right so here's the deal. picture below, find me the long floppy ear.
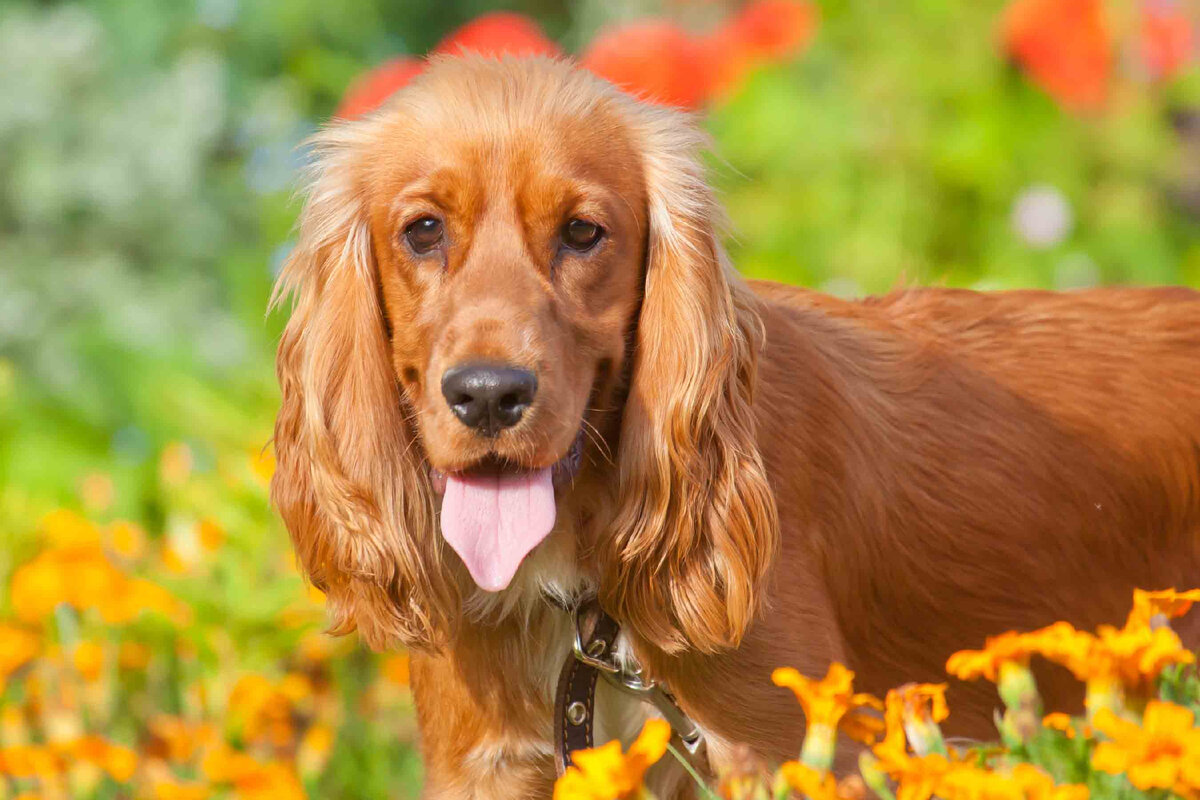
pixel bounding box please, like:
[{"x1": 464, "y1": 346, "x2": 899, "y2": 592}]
[
  {"x1": 270, "y1": 121, "x2": 456, "y2": 651},
  {"x1": 600, "y1": 104, "x2": 780, "y2": 655}
]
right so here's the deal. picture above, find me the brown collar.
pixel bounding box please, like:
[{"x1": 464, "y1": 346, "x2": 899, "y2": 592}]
[{"x1": 552, "y1": 598, "x2": 706, "y2": 775}]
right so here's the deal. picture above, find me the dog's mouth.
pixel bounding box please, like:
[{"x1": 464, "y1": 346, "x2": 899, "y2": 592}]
[{"x1": 429, "y1": 430, "x2": 585, "y2": 593}]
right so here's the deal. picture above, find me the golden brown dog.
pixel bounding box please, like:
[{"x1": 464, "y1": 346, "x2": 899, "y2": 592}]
[{"x1": 271, "y1": 56, "x2": 1200, "y2": 797}]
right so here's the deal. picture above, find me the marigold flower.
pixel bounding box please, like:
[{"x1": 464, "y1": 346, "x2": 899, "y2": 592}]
[
  {"x1": 780, "y1": 760, "x2": 841, "y2": 799},
  {"x1": 896, "y1": 683, "x2": 949, "y2": 756},
  {"x1": 1091, "y1": 701, "x2": 1200, "y2": 794},
  {"x1": 72, "y1": 640, "x2": 104, "y2": 682},
  {"x1": 1042, "y1": 712, "x2": 1091, "y2": 740},
  {"x1": 772, "y1": 662, "x2": 888, "y2": 762},
  {"x1": 936, "y1": 762, "x2": 1088, "y2": 800},
  {"x1": 946, "y1": 630, "x2": 1048, "y2": 682},
  {"x1": 1127, "y1": 588, "x2": 1200, "y2": 628},
  {"x1": 197, "y1": 518, "x2": 225, "y2": 552},
  {"x1": 0, "y1": 625, "x2": 39, "y2": 687},
  {"x1": 553, "y1": 718, "x2": 671, "y2": 800},
  {"x1": 107, "y1": 521, "x2": 146, "y2": 560},
  {"x1": 382, "y1": 654, "x2": 410, "y2": 687},
  {"x1": 153, "y1": 781, "x2": 211, "y2": 800},
  {"x1": 871, "y1": 689, "x2": 954, "y2": 800}
]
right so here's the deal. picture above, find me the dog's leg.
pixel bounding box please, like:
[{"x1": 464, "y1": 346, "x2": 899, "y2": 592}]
[{"x1": 411, "y1": 649, "x2": 557, "y2": 799}]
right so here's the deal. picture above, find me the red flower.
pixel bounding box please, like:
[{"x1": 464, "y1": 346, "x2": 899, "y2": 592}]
[
  {"x1": 704, "y1": 0, "x2": 818, "y2": 96},
  {"x1": 1002, "y1": 0, "x2": 1112, "y2": 111},
  {"x1": 433, "y1": 12, "x2": 561, "y2": 59},
  {"x1": 1140, "y1": 0, "x2": 1195, "y2": 81},
  {"x1": 582, "y1": 20, "x2": 713, "y2": 110},
  {"x1": 334, "y1": 57, "x2": 424, "y2": 120}
]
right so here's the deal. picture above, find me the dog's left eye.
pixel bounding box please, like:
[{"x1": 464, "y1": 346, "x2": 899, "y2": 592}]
[
  {"x1": 561, "y1": 219, "x2": 603, "y2": 252},
  {"x1": 404, "y1": 216, "x2": 444, "y2": 254}
]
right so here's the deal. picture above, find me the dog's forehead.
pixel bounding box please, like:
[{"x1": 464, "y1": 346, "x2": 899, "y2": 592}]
[{"x1": 365, "y1": 59, "x2": 640, "y2": 197}]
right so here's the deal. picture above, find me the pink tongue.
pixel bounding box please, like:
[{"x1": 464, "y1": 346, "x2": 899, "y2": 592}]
[{"x1": 440, "y1": 468, "x2": 556, "y2": 592}]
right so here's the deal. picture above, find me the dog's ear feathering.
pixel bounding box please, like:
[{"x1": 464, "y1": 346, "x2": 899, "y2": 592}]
[
  {"x1": 270, "y1": 120, "x2": 456, "y2": 651},
  {"x1": 598, "y1": 103, "x2": 780, "y2": 655}
]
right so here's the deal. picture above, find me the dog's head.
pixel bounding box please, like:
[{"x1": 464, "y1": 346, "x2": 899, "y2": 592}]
[{"x1": 272, "y1": 57, "x2": 778, "y2": 654}]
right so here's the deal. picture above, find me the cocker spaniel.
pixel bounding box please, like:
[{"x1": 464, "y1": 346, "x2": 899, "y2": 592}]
[{"x1": 271, "y1": 56, "x2": 1200, "y2": 797}]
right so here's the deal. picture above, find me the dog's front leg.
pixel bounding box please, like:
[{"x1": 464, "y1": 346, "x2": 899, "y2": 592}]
[{"x1": 410, "y1": 649, "x2": 557, "y2": 799}]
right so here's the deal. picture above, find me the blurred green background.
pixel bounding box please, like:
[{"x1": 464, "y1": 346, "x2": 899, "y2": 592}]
[{"x1": 0, "y1": 0, "x2": 1197, "y2": 797}]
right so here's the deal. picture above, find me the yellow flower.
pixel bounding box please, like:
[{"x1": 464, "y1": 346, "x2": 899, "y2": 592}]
[
  {"x1": 772, "y1": 663, "x2": 883, "y2": 768},
  {"x1": 1042, "y1": 713, "x2": 1091, "y2": 740},
  {"x1": 870, "y1": 689, "x2": 952, "y2": 800},
  {"x1": 72, "y1": 640, "x2": 104, "y2": 682},
  {"x1": 0, "y1": 625, "x2": 39, "y2": 687},
  {"x1": 936, "y1": 762, "x2": 1088, "y2": 800},
  {"x1": 153, "y1": 781, "x2": 211, "y2": 800},
  {"x1": 249, "y1": 448, "x2": 276, "y2": 484},
  {"x1": 197, "y1": 518, "x2": 226, "y2": 552},
  {"x1": 230, "y1": 761, "x2": 306, "y2": 800},
  {"x1": 66, "y1": 736, "x2": 138, "y2": 782},
  {"x1": 118, "y1": 641, "x2": 152, "y2": 671},
  {"x1": 41, "y1": 509, "x2": 100, "y2": 549},
  {"x1": 946, "y1": 629, "x2": 1052, "y2": 683},
  {"x1": 1127, "y1": 588, "x2": 1200, "y2": 628},
  {"x1": 553, "y1": 718, "x2": 671, "y2": 800},
  {"x1": 780, "y1": 761, "x2": 841, "y2": 799},
  {"x1": 297, "y1": 723, "x2": 334, "y2": 777},
  {"x1": 108, "y1": 521, "x2": 146, "y2": 560},
  {"x1": 1092, "y1": 701, "x2": 1200, "y2": 794},
  {"x1": 382, "y1": 653, "x2": 410, "y2": 687}
]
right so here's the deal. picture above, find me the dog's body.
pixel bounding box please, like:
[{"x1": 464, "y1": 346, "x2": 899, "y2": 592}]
[{"x1": 270, "y1": 57, "x2": 1200, "y2": 797}]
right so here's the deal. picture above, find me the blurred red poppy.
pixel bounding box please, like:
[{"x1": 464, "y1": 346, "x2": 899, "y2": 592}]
[
  {"x1": 1002, "y1": 0, "x2": 1112, "y2": 111},
  {"x1": 704, "y1": 0, "x2": 818, "y2": 96},
  {"x1": 334, "y1": 57, "x2": 424, "y2": 120},
  {"x1": 582, "y1": 20, "x2": 713, "y2": 110},
  {"x1": 1140, "y1": 0, "x2": 1195, "y2": 81},
  {"x1": 433, "y1": 12, "x2": 561, "y2": 58}
]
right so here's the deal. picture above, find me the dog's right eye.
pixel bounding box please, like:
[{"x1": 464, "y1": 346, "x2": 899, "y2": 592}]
[{"x1": 404, "y1": 217, "x2": 444, "y2": 254}]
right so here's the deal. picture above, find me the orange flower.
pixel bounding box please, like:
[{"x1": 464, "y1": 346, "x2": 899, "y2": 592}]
[
  {"x1": 382, "y1": 653, "x2": 410, "y2": 687},
  {"x1": 1001, "y1": 0, "x2": 1111, "y2": 111},
  {"x1": 553, "y1": 718, "x2": 671, "y2": 800},
  {"x1": 946, "y1": 629, "x2": 1049, "y2": 682},
  {"x1": 704, "y1": 0, "x2": 818, "y2": 96},
  {"x1": 871, "y1": 689, "x2": 953, "y2": 800},
  {"x1": 72, "y1": 640, "x2": 104, "y2": 682},
  {"x1": 108, "y1": 521, "x2": 146, "y2": 559},
  {"x1": 197, "y1": 518, "x2": 226, "y2": 552},
  {"x1": 334, "y1": 57, "x2": 424, "y2": 121},
  {"x1": 432, "y1": 12, "x2": 561, "y2": 59},
  {"x1": 772, "y1": 663, "x2": 883, "y2": 733},
  {"x1": 1043, "y1": 712, "x2": 1091, "y2": 740},
  {"x1": 0, "y1": 625, "x2": 39, "y2": 688},
  {"x1": 936, "y1": 762, "x2": 1089, "y2": 800},
  {"x1": 780, "y1": 760, "x2": 841, "y2": 799},
  {"x1": 1092, "y1": 701, "x2": 1200, "y2": 794},
  {"x1": 582, "y1": 21, "x2": 714, "y2": 110},
  {"x1": 1127, "y1": 588, "x2": 1200, "y2": 628},
  {"x1": 773, "y1": 663, "x2": 883, "y2": 768},
  {"x1": 1140, "y1": 1, "x2": 1195, "y2": 81}
]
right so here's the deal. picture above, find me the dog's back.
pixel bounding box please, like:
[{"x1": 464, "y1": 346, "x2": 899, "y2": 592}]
[{"x1": 751, "y1": 283, "x2": 1200, "y2": 733}]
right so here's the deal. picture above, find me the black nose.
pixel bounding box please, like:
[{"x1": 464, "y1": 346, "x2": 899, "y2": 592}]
[{"x1": 441, "y1": 363, "x2": 538, "y2": 435}]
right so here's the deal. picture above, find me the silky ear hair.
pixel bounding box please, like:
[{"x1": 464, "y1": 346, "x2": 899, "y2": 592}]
[
  {"x1": 270, "y1": 119, "x2": 457, "y2": 651},
  {"x1": 598, "y1": 101, "x2": 780, "y2": 655}
]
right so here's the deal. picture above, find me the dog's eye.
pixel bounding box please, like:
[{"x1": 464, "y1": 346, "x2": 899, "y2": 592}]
[
  {"x1": 404, "y1": 216, "x2": 444, "y2": 254},
  {"x1": 561, "y1": 219, "x2": 603, "y2": 252}
]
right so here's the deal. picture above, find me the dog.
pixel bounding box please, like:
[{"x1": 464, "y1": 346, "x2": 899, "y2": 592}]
[{"x1": 270, "y1": 55, "x2": 1200, "y2": 797}]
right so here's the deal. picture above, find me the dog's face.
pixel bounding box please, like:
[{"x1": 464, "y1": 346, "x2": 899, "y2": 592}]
[
  {"x1": 368, "y1": 86, "x2": 646, "y2": 475},
  {"x1": 363, "y1": 67, "x2": 649, "y2": 591},
  {"x1": 272, "y1": 57, "x2": 777, "y2": 653}
]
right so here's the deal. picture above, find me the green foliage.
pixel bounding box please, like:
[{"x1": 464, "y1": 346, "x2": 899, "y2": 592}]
[{"x1": 0, "y1": 1, "x2": 1197, "y2": 797}]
